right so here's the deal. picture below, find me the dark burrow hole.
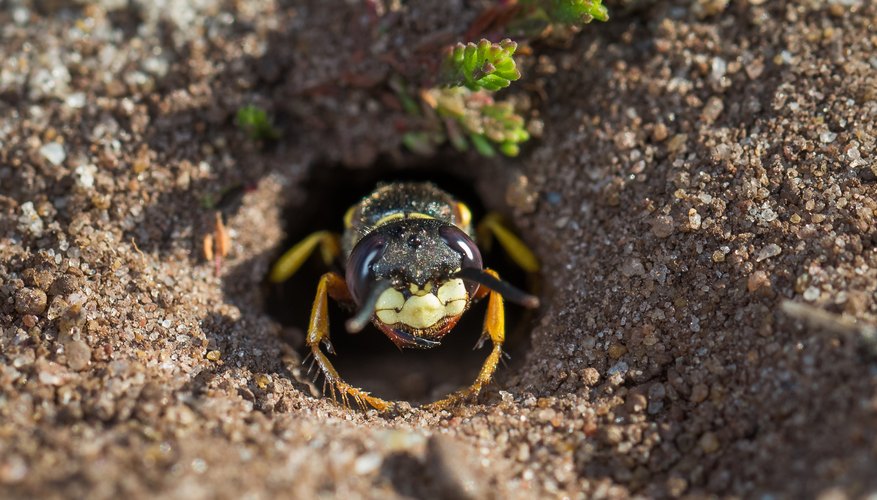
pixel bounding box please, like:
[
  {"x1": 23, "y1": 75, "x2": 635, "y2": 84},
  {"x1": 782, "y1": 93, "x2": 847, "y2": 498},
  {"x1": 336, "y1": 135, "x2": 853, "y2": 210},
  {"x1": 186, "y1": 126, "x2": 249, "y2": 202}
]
[{"x1": 265, "y1": 156, "x2": 539, "y2": 404}]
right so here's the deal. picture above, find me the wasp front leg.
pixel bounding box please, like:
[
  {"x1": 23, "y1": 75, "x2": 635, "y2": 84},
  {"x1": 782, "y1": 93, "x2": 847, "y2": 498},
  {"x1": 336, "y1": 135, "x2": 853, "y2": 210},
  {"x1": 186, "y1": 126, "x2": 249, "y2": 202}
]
[
  {"x1": 269, "y1": 230, "x2": 341, "y2": 283},
  {"x1": 426, "y1": 269, "x2": 506, "y2": 410},
  {"x1": 306, "y1": 272, "x2": 392, "y2": 412}
]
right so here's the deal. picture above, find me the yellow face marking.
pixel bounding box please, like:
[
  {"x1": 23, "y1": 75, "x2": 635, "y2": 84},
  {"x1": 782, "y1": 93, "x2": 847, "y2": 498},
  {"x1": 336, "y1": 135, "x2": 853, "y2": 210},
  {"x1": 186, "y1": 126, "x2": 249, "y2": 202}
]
[
  {"x1": 373, "y1": 212, "x2": 435, "y2": 228},
  {"x1": 375, "y1": 279, "x2": 468, "y2": 329}
]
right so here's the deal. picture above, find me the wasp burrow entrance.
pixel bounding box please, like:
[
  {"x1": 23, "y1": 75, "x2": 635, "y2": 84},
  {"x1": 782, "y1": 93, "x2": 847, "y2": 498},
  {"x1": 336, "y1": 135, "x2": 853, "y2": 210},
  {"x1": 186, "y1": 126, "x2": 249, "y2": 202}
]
[{"x1": 265, "y1": 158, "x2": 540, "y2": 405}]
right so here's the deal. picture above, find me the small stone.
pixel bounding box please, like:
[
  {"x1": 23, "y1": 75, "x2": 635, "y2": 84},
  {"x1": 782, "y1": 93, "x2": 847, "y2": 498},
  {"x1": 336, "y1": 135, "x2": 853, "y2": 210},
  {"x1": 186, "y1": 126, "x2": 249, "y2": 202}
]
[
  {"x1": 353, "y1": 452, "x2": 382, "y2": 475},
  {"x1": 666, "y1": 475, "x2": 688, "y2": 496},
  {"x1": 647, "y1": 383, "x2": 666, "y2": 414},
  {"x1": 621, "y1": 258, "x2": 645, "y2": 277},
  {"x1": 206, "y1": 350, "x2": 221, "y2": 361},
  {"x1": 581, "y1": 367, "x2": 600, "y2": 386},
  {"x1": 690, "y1": 383, "x2": 709, "y2": 403},
  {"x1": 607, "y1": 361, "x2": 629, "y2": 377},
  {"x1": 608, "y1": 344, "x2": 628, "y2": 359},
  {"x1": 600, "y1": 425, "x2": 624, "y2": 445},
  {"x1": 688, "y1": 208, "x2": 701, "y2": 230},
  {"x1": 745, "y1": 59, "x2": 765, "y2": 80},
  {"x1": 756, "y1": 243, "x2": 782, "y2": 262},
  {"x1": 652, "y1": 123, "x2": 669, "y2": 142},
  {"x1": 700, "y1": 96, "x2": 724, "y2": 123},
  {"x1": 49, "y1": 275, "x2": 81, "y2": 296},
  {"x1": 22, "y1": 315, "x2": 38, "y2": 328},
  {"x1": 39, "y1": 142, "x2": 66, "y2": 166},
  {"x1": 74, "y1": 164, "x2": 98, "y2": 189},
  {"x1": 747, "y1": 271, "x2": 770, "y2": 293},
  {"x1": 651, "y1": 216, "x2": 675, "y2": 238},
  {"x1": 15, "y1": 288, "x2": 48, "y2": 316},
  {"x1": 667, "y1": 134, "x2": 688, "y2": 154},
  {"x1": 627, "y1": 393, "x2": 647, "y2": 413},
  {"x1": 803, "y1": 286, "x2": 821, "y2": 301},
  {"x1": 614, "y1": 130, "x2": 637, "y2": 150},
  {"x1": 693, "y1": 0, "x2": 729, "y2": 18},
  {"x1": 699, "y1": 432, "x2": 720, "y2": 454},
  {"x1": 18, "y1": 202, "x2": 45, "y2": 237},
  {"x1": 65, "y1": 92, "x2": 86, "y2": 108},
  {"x1": 65, "y1": 340, "x2": 92, "y2": 371},
  {"x1": 819, "y1": 131, "x2": 837, "y2": 144}
]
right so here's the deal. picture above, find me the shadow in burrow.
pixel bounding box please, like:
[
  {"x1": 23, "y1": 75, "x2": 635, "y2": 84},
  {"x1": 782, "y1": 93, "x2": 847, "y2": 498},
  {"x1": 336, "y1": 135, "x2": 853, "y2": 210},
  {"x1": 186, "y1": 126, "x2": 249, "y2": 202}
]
[{"x1": 225, "y1": 158, "x2": 543, "y2": 407}]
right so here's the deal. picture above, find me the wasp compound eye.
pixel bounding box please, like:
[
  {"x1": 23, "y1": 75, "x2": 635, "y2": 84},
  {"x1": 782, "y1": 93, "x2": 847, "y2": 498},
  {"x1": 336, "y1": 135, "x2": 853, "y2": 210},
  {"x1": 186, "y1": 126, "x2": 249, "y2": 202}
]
[
  {"x1": 439, "y1": 225, "x2": 483, "y2": 270},
  {"x1": 439, "y1": 225, "x2": 483, "y2": 297},
  {"x1": 346, "y1": 233, "x2": 387, "y2": 305}
]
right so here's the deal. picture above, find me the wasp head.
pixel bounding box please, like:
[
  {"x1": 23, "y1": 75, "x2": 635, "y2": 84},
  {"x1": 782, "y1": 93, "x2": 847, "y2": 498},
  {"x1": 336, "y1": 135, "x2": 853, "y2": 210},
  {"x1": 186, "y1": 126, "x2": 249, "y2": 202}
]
[{"x1": 344, "y1": 218, "x2": 482, "y2": 348}]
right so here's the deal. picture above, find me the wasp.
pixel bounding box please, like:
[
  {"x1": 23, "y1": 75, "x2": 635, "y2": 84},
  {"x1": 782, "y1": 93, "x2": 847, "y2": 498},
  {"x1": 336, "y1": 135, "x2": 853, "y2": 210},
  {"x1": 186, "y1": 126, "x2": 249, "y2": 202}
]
[{"x1": 269, "y1": 182, "x2": 540, "y2": 411}]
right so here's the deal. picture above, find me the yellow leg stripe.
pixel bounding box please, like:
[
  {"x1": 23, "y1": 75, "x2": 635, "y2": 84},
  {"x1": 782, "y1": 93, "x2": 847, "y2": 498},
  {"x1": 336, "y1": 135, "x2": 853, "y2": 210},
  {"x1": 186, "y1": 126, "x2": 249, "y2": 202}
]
[
  {"x1": 478, "y1": 213, "x2": 540, "y2": 273},
  {"x1": 269, "y1": 231, "x2": 340, "y2": 283},
  {"x1": 306, "y1": 272, "x2": 392, "y2": 412},
  {"x1": 425, "y1": 269, "x2": 506, "y2": 411}
]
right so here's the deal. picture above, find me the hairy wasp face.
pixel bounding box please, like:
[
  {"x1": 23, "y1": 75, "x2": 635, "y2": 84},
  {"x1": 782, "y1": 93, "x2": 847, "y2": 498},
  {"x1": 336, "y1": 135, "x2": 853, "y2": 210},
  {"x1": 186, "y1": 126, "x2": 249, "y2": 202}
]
[{"x1": 345, "y1": 218, "x2": 482, "y2": 348}]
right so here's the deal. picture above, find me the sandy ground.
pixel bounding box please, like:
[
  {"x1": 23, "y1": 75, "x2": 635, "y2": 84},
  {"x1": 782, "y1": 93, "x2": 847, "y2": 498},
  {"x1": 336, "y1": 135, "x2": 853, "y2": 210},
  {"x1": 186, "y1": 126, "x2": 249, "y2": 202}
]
[{"x1": 1, "y1": 0, "x2": 876, "y2": 498}]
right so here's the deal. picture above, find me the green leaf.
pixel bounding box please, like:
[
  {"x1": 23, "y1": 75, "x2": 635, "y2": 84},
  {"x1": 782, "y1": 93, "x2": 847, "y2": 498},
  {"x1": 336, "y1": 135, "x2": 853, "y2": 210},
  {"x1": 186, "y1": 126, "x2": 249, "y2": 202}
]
[
  {"x1": 547, "y1": 0, "x2": 609, "y2": 24},
  {"x1": 441, "y1": 38, "x2": 521, "y2": 91},
  {"x1": 236, "y1": 105, "x2": 280, "y2": 141},
  {"x1": 469, "y1": 133, "x2": 496, "y2": 157},
  {"x1": 421, "y1": 88, "x2": 530, "y2": 158}
]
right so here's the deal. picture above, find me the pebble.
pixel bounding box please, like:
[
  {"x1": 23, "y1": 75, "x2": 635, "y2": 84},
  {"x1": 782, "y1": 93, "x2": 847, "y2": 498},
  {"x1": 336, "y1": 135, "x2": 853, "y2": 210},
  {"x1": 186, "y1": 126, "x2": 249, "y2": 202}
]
[
  {"x1": 688, "y1": 209, "x2": 701, "y2": 230},
  {"x1": 352, "y1": 452, "x2": 382, "y2": 475},
  {"x1": 652, "y1": 123, "x2": 668, "y2": 142},
  {"x1": 755, "y1": 243, "x2": 782, "y2": 262},
  {"x1": 690, "y1": 384, "x2": 709, "y2": 403},
  {"x1": 700, "y1": 96, "x2": 724, "y2": 123},
  {"x1": 65, "y1": 340, "x2": 92, "y2": 371},
  {"x1": 581, "y1": 367, "x2": 600, "y2": 386},
  {"x1": 747, "y1": 271, "x2": 770, "y2": 293},
  {"x1": 15, "y1": 288, "x2": 48, "y2": 316},
  {"x1": 621, "y1": 258, "x2": 645, "y2": 277},
  {"x1": 819, "y1": 131, "x2": 837, "y2": 144},
  {"x1": 699, "y1": 432, "x2": 720, "y2": 454},
  {"x1": 39, "y1": 142, "x2": 66, "y2": 166},
  {"x1": 74, "y1": 164, "x2": 98, "y2": 189},
  {"x1": 651, "y1": 216, "x2": 675, "y2": 238},
  {"x1": 803, "y1": 286, "x2": 821, "y2": 301},
  {"x1": 17, "y1": 202, "x2": 45, "y2": 237}
]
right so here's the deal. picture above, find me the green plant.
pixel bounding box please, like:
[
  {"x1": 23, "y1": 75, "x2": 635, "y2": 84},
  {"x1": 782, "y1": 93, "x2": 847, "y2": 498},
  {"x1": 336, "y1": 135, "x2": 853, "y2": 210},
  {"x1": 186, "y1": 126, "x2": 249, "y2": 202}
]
[
  {"x1": 400, "y1": 1, "x2": 608, "y2": 158},
  {"x1": 423, "y1": 87, "x2": 529, "y2": 157},
  {"x1": 526, "y1": 0, "x2": 609, "y2": 25},
  {"x1": 235, "y1": 105, "x2": 280, "y2": 141},
  {"x1": 440, "y1": 39, "x2": 521, "y2": 91}
]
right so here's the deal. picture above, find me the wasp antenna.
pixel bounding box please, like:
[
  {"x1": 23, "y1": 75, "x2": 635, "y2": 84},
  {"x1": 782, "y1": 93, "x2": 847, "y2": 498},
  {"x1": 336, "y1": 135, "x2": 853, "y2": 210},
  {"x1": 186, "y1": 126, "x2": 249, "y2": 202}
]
[
  {"x1": 455, "y1": 268, "x2": 540, "y2": 308},
  {"x1": 346, "y1": 280, "x2": 392, "y2": 333}
]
